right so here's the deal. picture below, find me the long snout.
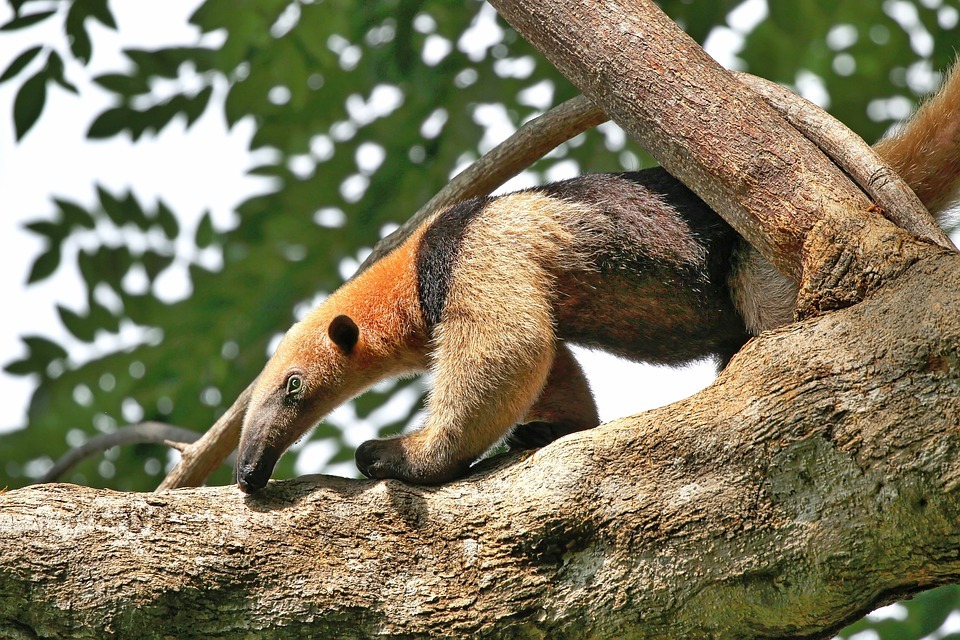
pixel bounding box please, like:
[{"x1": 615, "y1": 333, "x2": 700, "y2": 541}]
[
  {"x1": 235, "y1": 450, "x2": 279, "y2": 493},
  {"x1": 235, "y1": 420, "x2": 282, "y2": 494}
]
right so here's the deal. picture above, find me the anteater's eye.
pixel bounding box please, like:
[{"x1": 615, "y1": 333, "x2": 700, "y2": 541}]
[{"x1": 285, "y1": 374, "x2": 303, "y2": 398}]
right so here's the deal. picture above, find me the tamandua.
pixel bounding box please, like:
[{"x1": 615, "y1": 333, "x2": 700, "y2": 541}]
[{"x1": 236, "y1": 66, "x2": 960, "y2": 492}]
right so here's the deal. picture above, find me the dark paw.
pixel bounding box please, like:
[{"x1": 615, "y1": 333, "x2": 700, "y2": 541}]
[
  {"x1": 356, "y1": 438, "x2": 470, "y2": 484},
  {"x1": 506, "y1": 421, "x2": 568, "y2": 450},
  {"x1": 355, "y1": 439, "x2": 398, "y2": 480}
]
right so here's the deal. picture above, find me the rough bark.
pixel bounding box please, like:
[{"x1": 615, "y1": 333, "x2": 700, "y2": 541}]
[{"x1": 2, "y1": 229, "x2": 959, "y2": 639}]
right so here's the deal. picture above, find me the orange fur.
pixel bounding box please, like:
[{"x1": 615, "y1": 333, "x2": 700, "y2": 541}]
[
  {"x1": 876, "y1": 62, "x2": 960, "y2": 216},
  {"x1": 235, "y1": 224, "x2": 432, "y2": 491}
]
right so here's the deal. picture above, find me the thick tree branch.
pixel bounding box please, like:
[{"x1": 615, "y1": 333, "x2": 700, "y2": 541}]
[
  {"x1": 734, "y1": 73, "x2": 957, "y2": 251},
  {"x1": 734, "y1": 72, "x2": 956, "y2": 252},
  {"x1": 488, "y1": 0, "x2": 874, "y2": 280},
  {"x1": 3, "y1": 232, "x2": 959, "y2": 638}
]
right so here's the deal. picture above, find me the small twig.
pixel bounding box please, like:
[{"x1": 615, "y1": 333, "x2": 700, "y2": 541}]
[
  {"x1": 163, "y1": 439, "x2": 192, "y2": 453},
  {"x1": 40, "y1": 421, "x2": 201, "y2": 483},
  {"x1": 156, "y1": 381, "x2": 253, "y2": 491}
]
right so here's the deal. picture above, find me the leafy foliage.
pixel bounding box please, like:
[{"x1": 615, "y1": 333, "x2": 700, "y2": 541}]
[{"x1": 2, "y1": 0, "x2": 959, "y2": 634}]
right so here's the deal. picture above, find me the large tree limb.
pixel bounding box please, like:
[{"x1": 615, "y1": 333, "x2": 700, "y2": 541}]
[
  {"x1": 3, "y1": 228, "x2": 958, "y2": 638},
  {"x1": 733, "y1": 72, "x2": 956, "y2": 252}
]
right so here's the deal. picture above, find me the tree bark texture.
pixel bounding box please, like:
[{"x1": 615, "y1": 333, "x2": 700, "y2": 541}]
[{"x1": 2, "y1": 231, "x2": 959, "y2": 639}]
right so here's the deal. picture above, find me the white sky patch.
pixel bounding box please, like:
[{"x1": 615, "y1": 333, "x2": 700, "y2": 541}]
[
  {"x1": 339, "y1": 174, "x2": 369, "y2": 203},
  {"x1": 288, "y1": 154, "x2": 315, "y2": 179},
  {"x1": 457, "y1": 3, "x2": 504, "y2": 62},
  {"x1": 420, "y1": 108, "x2": 448, "y2": 139},
  {"x1": 826, "y1": 24, "x2": 859, "y2": 50},
  {"x1": 413, "y1": 13, "x2": 437, "y2": 35},
  {"x1": 795, "y1": 70, "x2": 831, "y2": 109},
  {"x1": 422, "y1": 34, "x2": 452, "y2": 66},
  {"x1": 884, "y1": 0, "x2": 934, "y2": 56},
  {"x1": 314, "y1": 207, "x2": 346, "y2": 228},
  {"x1": 344, "y1": 84, "x2": 404, "y2": 127},
  {"x1": 598, "y1": 121, "x2": 627, "y2": 152},
  {"x1": 356, "y1": 142, "x2": 386, "y2": 175},
  {"x1": 310, "y1": 134, "x2": 335, "y2": 161},
  {"x1": 704, "y1": 0, "x2": 768, "y2": 70},
  {"x1": 728, "y1": 0, "x2": 769, "y2": 32},
  {"x1": 544, "y1": 160, "x2": 580, "y2": 183},
  {"x1": 472, "y1": 103, "x2": 516, "y2": 154},
  {"x1": 493, "y1": 55, "x2": 535, "y2": 79},
  {"x1": 939, "y1": 5, "x2": 959, "y2": 29},
  {"x1": 0, "y1": 1, "x2": 269, "y2": 429},
  {"x1": 518, "y1": 79, "x2": 553, "y2": 110}
]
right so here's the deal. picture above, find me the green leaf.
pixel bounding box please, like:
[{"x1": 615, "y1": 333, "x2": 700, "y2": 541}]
[
  {"x1": 46, "y1": 51, "x2": 78, "y2": 94},
  {"x1": 87, "y1": 107, "x2": 130, "y2": 139},
  {"x1": 96, "y1": 185, "x2": 126, "y2": 225},
  {"x1": 66, "y1": 2, "x2": 93, "y2": 64},
  {"x1": 0, "y1": 45, "x2": 43, "y2": 83},
  {"x1": 0, "y1": 10, "x2": 55, "y2": 31},
  {"x1": 195, "y1": 212, "x2": 216, "y2": 248},
  {"x1": 87, "y1": 0, "x2": 117, "y2": 30},
  {"x1": 93, "y1": 73, "x2": 148, "y2": 96},
  {"x1": 141, "y1": 251, "x2": 175, "y2": 281},
  {"x1": 54, "y1": 198, "x2": 97, "y2": 230},
  {"x1": 24, "y1": 336, "x2": 68, "y2": 364},
  {"x1": 58, "y1": 305, "x2": 97, "y2": 343},
  {"x1": 3, "y1": 358, "x2": 38, "y2": 376},
  {"x1": 184, "y1": 86, "x2": 213, "y2": 126},
  {"x1": 13, "y1": 69, "x2": 47, "y2": 140},
  {"x1": 119, "y1": 191, "x2": 150, "y2": 230},
  {"x1": 88, "y1": 296, "x2": 119, "y2": 334},
  {"x1": 155, "y1": 200, "x2": 180, "y2": 240},
  {"x1": 26, "y1": 246, "x2": 61, "y2": 284},
  {"x1": 23, "y1": 219, "x2": 62, "y2": 240}
]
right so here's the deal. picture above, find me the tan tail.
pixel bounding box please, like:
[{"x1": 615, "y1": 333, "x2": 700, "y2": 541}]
[{"x1": 876, "y1": 63, "x2": 960, "y2": 218}]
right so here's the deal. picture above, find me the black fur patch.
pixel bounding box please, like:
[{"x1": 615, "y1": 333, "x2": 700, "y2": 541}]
[{"x1": 416, "y1": 197, "x2": 489, "y2": 327}]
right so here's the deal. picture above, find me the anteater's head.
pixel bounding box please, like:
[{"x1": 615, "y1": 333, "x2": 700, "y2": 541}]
[{"x1": 235, "y1": 312, "x2": 361, "y2": 494}]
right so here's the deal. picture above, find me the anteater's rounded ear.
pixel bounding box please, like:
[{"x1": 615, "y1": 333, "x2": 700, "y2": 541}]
[{"x1": 328, "y1": 315, "x2": 359, "y2": 354}]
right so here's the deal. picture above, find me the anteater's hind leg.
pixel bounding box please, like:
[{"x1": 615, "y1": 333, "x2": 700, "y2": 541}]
[{"x1": 507, "y1": 342, "x2": 600, "y2": 450}]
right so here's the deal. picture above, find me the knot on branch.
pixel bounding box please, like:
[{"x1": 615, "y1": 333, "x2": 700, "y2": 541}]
[{"x1": 796, "y1": 209, "x2": 935, "y2": 320}]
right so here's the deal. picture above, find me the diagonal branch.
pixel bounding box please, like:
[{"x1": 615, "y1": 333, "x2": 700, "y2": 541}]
[
  {"x1": 356, "y1": 94, "x2": 608, "y2": 274},
  {"x1": 734, "y1": 72, "x2": 956, "y2": 252},
  {"x1": 488, "y1": 0, "x2": 871, "y2": 280}
]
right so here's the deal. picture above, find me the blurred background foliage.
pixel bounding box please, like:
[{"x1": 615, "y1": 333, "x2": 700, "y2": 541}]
[{"x1": 1, "y1": 1, "x2": 959, "y2": 636}]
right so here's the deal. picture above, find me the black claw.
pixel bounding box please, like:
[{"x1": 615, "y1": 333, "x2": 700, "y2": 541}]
[{"x1": 506, "y1": 421, "x2": 565, "y2": 450}]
